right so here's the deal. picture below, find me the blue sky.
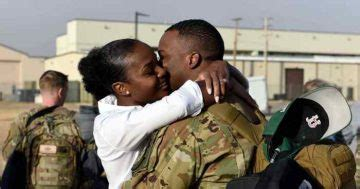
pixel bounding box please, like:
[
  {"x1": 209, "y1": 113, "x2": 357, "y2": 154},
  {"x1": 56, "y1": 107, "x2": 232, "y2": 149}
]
[{"x1": 1, "y1": 0, "x2": 359, "y2": 57}]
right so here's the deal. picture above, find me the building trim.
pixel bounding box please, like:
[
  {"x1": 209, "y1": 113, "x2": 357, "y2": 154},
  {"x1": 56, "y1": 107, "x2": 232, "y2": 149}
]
[
  {"x1": 46, "y1": 51, "x2": 86, "y2": 60},
  {"x1": 70, "y1": 18, "x2": 360, "y2": 36},
  {"x1": 0, "y1": 42, "x2": 47, "y2": 59},
  {"x1": 0, "y1": 59, "x2": 20, "y2": 63},
  {"x1": 0, "y1": 43, "x2": 30, "y2": 57},
  {"x1": 224, "y1": 55, "x2": 360, "y2": 64}
]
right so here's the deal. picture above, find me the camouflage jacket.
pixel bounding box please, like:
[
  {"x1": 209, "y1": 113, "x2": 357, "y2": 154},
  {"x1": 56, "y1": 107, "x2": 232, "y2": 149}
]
[
  {"x1": 123, "y1": 103, "x2": 266, "y2": 189},
  {"x1": 2, "y1": 105, "x2": 45, "y2": 160}
]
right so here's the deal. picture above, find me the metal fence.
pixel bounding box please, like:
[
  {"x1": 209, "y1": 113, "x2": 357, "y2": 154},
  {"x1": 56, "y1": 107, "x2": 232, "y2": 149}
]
[{"x1": 0, "y1": 81, "x2": 94, "y2": 103}]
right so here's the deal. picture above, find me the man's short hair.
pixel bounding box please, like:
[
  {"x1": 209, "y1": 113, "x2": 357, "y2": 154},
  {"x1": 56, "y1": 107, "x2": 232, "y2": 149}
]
[
  {"x1": 166, "y1": 19, "x2": 225, "y2": 60},
  {"x1": 39, "y1": 70, "x2": 68, "y2": 91}
]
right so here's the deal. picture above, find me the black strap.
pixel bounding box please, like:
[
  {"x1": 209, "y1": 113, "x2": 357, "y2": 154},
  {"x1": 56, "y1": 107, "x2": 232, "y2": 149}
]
[
  {"x1": 12, "y1": 105, "x2": 60, "y2": 187},
  {"x1": 246, "y1": 147, "x2": 257, "y2": 175},
  {"x1": 25, "y1": 105, "x2": 59, "y2": 128}
]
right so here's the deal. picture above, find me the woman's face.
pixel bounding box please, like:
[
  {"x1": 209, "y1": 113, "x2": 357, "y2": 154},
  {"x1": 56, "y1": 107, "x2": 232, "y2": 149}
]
[{"x1": 124, "y1": 42, "x2": 170, "y2": 106}]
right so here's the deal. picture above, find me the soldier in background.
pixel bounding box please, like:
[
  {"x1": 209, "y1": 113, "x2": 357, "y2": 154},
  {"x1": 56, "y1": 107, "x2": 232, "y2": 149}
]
[
  {"x1": 304, "y1": 79, "x2": 360, "y2": 187},
  {"x1": 1, "y1": 70, "x2": 83, "y2": 188},
  {"x1": 304, "y1": 79, "x2": 357, "y2": 154},
  {"x1": 75, "y1": 105, "x2": 98, "y2": 143},
  {"x1": 2, "y1": 70, "x2": 76, "y2": 159},
  {"x1": 75, "y1": 104, "x2": 109, "y2": 189}
]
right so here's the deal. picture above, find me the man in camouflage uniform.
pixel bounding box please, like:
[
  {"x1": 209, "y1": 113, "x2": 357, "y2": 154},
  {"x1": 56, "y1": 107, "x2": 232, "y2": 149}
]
[
  {"x1": 2, "y1": 70, "x2": 73, "y2": 160},
  {"x1": 124, "y1": 19, "x2": 356, "y2": 189},
  {"x1": 2, "y1": 70, "x2": 84, "y2": 188},
  {"x1": 123, "y1": 19, "x2": 265, "y2": 188}
]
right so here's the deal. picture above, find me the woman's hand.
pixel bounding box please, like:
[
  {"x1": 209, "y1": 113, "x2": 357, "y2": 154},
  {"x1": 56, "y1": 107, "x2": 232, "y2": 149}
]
[
  {"x1": 196, "y1": 60, "x2": 228, "y2": 103},
  {"x1": 227, "y1": 64, "x2": 258, "y2": 108},
  {"x1": 196, "y1": 61, "x2": 258, "y2": 108}
]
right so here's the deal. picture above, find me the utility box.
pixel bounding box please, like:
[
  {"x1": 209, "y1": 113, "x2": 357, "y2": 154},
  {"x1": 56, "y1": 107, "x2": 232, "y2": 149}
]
[
  {"x1": 18, "y1": 89, "x2": 38, "y2": 102},
  {"x1": 248, "y1": 76, "x2": 268, "y2": 113}
]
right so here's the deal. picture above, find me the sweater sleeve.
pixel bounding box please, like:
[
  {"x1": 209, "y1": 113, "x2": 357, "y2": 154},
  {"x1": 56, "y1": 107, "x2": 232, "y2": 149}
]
[{"x1": 96, "y1": 80, "x2": 203, "y2": 151}]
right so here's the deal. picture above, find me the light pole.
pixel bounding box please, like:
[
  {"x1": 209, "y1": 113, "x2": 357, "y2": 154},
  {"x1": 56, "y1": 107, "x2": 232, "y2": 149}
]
[
  {"x1": 135, "y1": 11, "x2": 149, "y2": 39},
  {"x1": 263, "y1": 17, "x2": 272, "y2": 79},
  {"x1": 263, "y1": 17, "x2": 272, "y2": 113},
  {"x1": 232, "y1": 17, "x2": 241, "y2": 67}
]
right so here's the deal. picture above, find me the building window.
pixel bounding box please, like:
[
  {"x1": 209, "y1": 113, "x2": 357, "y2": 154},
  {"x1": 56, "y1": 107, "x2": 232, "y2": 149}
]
[
  {"x1": 250, "y1": 61, "x2": 254, "y2": 76},
  {"x1": 347, "y1": 87, "x2": 354, "y2": 101}
]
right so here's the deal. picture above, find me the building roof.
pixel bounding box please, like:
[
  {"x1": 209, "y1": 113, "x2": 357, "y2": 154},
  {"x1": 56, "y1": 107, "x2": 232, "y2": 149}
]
[
  {"x1": 0, "y1": 42, "x2": 29, "y2": 56},
  {"x1": 0, "y1": 42, "x2": 47, "y2": 59}
]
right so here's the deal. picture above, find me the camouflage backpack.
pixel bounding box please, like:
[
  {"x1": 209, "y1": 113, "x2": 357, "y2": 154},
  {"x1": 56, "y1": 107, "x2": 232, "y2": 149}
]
[{"x1": 17, "y1": 106, "x2": 84, "y2": 189}]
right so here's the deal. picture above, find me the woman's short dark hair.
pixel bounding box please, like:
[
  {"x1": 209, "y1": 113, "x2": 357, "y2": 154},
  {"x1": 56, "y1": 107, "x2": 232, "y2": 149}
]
[{"x1": 78, "y1": 39, "x2": 139, "y2": 101}]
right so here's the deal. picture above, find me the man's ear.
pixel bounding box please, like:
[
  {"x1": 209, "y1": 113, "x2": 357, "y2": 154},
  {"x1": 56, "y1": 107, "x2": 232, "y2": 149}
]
[
  {"x1": 57, "y1": 87, "x2": 66, "y2": 98},
  {"x1": 186, "y1": 52, "x2": 201, "y2": 69},
  {"x1": 112, "y1": 82, "x2": 130, "y2": 96}
]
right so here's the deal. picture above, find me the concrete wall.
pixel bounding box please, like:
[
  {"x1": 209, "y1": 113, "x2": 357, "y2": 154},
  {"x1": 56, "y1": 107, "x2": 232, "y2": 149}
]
[
  {"x1": 0, "y1": 62, "x2": 20, "y2": 95},
  {"x1": 45, "y1": 52, "x2": 92, "y2": 102},
  {"x1": 0, "y1": 44, "x2": 44, "y2": 98},
  {"x1": 231, "y1": 59, "x2": 360, "y2": 100},
  {"x1": 45, "y1": 52, "x2": 85, "y2": 81},
  {"x1": 21, "y1": 57, "x2": 45, "y2": 87},
  {"x1": 56, "y1": 20, "x2": 168, "y2": 55},
  {"x1": 226, "y1": 29, "x2": 360, "y2": 55},
  {"x1": 56, "y1": 19, "x2": 360, "y2": 56}
]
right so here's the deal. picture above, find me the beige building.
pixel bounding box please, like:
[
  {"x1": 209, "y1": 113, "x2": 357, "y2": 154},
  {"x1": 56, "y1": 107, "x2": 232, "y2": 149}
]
[
  {"x1": 0, "y1": 43, "x2": 44, "y2": 100},
  {"x1": 46, "y1": 19, "x2": 360, "y2": 102},
  {"x1": 226, "y1": 55, "x2": 360, "y2": 101},
  {"x1": 45, "y1": 52, "x2": 91, "y2": 102}
]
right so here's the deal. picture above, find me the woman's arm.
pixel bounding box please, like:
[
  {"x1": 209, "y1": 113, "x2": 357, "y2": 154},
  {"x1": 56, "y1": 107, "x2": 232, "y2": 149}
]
[{"x1": 98, "y1": 80, "x2": 206, "y2": 151}]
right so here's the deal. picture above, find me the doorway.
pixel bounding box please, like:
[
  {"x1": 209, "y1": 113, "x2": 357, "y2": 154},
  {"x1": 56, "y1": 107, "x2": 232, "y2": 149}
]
[{"x1": 285, "y1": 68, "x2": 304, "y2": 100}]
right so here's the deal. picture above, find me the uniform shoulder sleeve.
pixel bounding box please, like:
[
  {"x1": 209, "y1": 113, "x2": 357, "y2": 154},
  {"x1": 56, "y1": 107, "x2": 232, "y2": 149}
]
[
  {"x1": 125, "y1": 118, "x2": 199, "y2": 188},
  {"x1": 2, "y1": 109, "x2": 36, "y2": 160},
  {"x1": 192, "y1": 111, "x2": 254, "y2": 187},
  {"x1": 53, "y1": 107, "x2": 76, "y2": 118},
  {"x1": 207, "y1": 103, "x2": 265, "y2": 145}
]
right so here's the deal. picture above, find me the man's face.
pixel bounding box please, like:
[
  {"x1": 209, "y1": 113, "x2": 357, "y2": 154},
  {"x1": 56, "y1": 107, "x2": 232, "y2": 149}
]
[{"x1": 158, "y1": 30, "x2": 189, "y2": 90}]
